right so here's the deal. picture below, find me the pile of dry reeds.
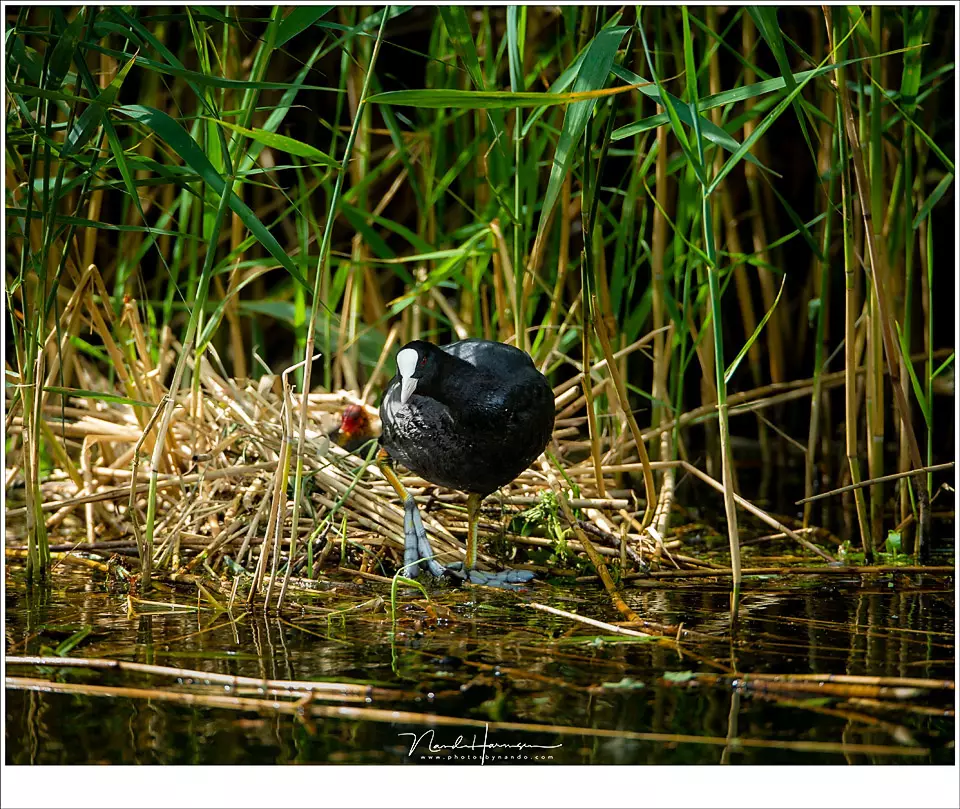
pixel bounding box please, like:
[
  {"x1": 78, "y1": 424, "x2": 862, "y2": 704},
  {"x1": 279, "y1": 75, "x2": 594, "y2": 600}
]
[{"x1": 6, "y1": 277, "x2": 854, "y2": 614}]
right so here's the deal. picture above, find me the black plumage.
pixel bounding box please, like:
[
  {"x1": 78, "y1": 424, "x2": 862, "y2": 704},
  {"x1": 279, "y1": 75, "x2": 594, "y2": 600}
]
[{"x1": 380, "y1": 339, "x2": 555, "y2": 495}]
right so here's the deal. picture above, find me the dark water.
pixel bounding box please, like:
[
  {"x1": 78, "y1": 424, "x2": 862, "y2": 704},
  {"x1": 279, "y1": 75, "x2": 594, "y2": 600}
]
[{"x1": 4, "y1": 566, "x2": 955, "y2": 765}]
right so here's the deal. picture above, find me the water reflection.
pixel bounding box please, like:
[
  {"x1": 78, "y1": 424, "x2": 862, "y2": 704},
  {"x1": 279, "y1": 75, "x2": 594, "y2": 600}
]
[{"x1": 4, "y1": 568, "x2": 954, "y2": 765}]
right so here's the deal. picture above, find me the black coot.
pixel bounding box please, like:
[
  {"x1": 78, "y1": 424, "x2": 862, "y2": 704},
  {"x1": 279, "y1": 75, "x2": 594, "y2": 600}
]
[{"x1": 378, "y1": 339, "x2": 554, "y2": 588}]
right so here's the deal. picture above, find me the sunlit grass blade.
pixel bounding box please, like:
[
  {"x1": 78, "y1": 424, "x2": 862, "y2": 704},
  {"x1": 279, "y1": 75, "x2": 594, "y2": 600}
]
[
  {"x1": 895, "y1": 321, "x2": 931, "y2": 429},
  {"x1": 367, "y1": 84, "x2": 642, "y2": 109},
  {"x1": 506, "y1": 6, "x2": 524, "y2": 92},
  {"x1": 610, "y1": 65, "x2": 772, "y2": 173},
  {"x1": 519, "y1": 12, "x2": 626, "y2": 139},
  {"x1": 62, "y1": 53, "x2": 137, "y2": 157},
  {"x1": 912, "y1": 171, "x2": 953, "y2": 230},
  {"x1": 385, "y1": 229, "x2": 491, "y2": 316},
  {"x1": 43, "y1": 387, "x2": 154, "y2": 408},
  {"x1": 724, "y1": 274, "x2": 787, "y2": 384},
  {"x1": 210, "y1": 119, "x2": 339, "y2": 167},
  {"x1": 533, "y1": 25, "x2": 630, "y2": 249},
  {"x1": 8, "y1": 208, "x2": 192, "y2": 238}
]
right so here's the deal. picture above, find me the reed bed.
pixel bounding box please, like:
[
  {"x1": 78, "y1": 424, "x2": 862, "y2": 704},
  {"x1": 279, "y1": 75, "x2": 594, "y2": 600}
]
[
  {"x1": 4, "y1": 6, "x2": 955, "y2": 617},
  {"x1": 6, "y1": 337, "x2": 786, "y2": 613}
]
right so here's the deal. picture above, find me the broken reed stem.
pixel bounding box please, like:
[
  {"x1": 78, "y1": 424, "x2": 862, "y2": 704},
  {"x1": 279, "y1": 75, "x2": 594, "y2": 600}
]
[
  {"x1": 250, "y1": 420, "x2": 289, "y2": 603},
  {"x1": 527, "y1": 602, "x2": 653, "y2": 637},
  {"x1": 554, "y1": 484, "x2": 641, "y2": 624},
  {"x1": 580, "y1": 311, "x2": 607, "y2": 498},
  {"x1": 276, "y1": 353, "x2": 322, "y2": 610},
  {"x1": 796, "y1": 461, "x2": 954, "y2": 505},
  {"x1": 128, "y1": 395, "x2": 169, "y2": 565},
  {"x1": 677, "y1": 461, "x2": 835, "y2": 562},
  {"x1": 621, "y1": 564, "x2": 953, "y2": 580},
  {"x1": 700, "y1": 671, "x2": 954, "y2": 691},
  {"x1": 592, "y1": 295, "x2": 657, "y2": 530},
  {"x1": 5, "y1": 547, "x2": 110, "y2": 573},
  {"x1": 8, "y1": 462, "x2": 278, "y2": 518}
]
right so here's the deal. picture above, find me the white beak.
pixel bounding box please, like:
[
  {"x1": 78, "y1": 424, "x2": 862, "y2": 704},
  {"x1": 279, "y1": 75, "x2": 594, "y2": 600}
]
[{"x1": 400, "y1": 377, "x2": 418, "y2": 404}]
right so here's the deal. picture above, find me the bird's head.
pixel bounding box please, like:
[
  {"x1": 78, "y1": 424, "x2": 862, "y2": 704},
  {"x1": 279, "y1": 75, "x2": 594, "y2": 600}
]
[
  {"x1": 395, "y1": 341, "x2": 440, "y2": 404},
  {"x1": 334, "y1": 404, "x2": 372, "y2": 447}
]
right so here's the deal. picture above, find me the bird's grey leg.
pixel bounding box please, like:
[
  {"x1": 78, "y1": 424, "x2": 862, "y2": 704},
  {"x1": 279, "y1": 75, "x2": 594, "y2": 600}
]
[
  {"x1": 401, "y1": 495, "x2": 421, "y2": 578},
  {"x1": 446, "y1": 493, "x2": 535, "y2": 590},
  {"x1": 380, "y1": 449, "x2": 533, "y2": 588},
  {"x1": 404, "y1": 494, "x2": 447, "y2": 579},
  {"x1": 444, "y1": 562, "x2": 534, "y2": 589},
  {"x1": 409, "y1": 497, "x2": 533, "y2": 588},
  {"x1": 379, "y1": 449, "x2": 447, "y2": 579},
  {"x1": 406, "y1": 495, "x2": 536, "y2": 587},
  {"x1": 470, "y1": 568, "x2": 536, "y2": 586}
]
